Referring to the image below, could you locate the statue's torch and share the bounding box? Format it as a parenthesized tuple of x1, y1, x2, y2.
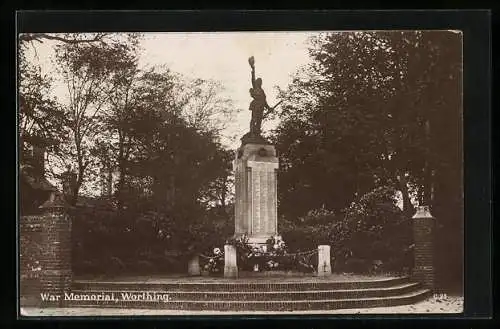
(248, 56, 255, 68)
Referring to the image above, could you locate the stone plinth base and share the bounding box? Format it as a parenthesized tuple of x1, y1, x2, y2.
(247, 235, 271, 245)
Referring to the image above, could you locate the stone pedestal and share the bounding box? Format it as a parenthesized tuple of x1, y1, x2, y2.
(233, 143, 279, 245)
(412, 206, 435, 290)
(317, 245, 332, 276)
(224, 244, 238, 278)
(188, 255, 201, 276)
(39, 192, 72, 307)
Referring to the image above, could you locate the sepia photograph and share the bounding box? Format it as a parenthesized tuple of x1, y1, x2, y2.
(18, 28, 464, 316)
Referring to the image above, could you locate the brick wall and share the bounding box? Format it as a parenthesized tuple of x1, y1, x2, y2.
(20, 215, 43, 302)
(39, 208, 72, 306)
(20, 203, 73, 307)
(412, 216, 435, 290)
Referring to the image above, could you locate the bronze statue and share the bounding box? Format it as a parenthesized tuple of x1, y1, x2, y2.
(247, 56, 282, 136)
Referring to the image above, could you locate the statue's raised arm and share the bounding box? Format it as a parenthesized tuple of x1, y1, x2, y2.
(248, 56, 256, 88)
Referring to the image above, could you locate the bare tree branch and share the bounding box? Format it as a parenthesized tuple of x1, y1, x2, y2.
(19, 33, 107, 44)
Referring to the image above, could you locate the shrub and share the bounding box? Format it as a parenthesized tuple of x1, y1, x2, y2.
(279, 206, 339, 251)
(278, 186, 413, 274)
(72, 200, 234, 276)
(341, 185, 413, 273)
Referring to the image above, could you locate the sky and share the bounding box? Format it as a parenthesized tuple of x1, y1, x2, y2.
(29, 32, 319, 148)
(138, 32, 317, 146)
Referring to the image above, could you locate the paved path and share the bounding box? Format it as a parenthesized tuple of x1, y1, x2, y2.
(20, 296, 463, 316)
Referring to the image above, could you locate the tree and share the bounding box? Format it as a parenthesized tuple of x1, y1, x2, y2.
(273, 31, 461, 219)
(198, 147, 234, 208)
(272, 30, 462, 288)
(18, 52, 66, 173)
(126, 111, 231, 213)
(273, 31, 406, 219)
(18, 34, 64, 170)
(180, 78, 235, 136)
(51, 33, 141, 204)
(97, 53, 142, 206)
(100, 64, 236, 210)
(106, 79, 235, 259)
(18, 33, 126, 180)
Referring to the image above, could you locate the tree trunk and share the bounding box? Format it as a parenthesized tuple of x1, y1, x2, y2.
(115, 133, 126, 211)
(397, 172, 414, 218)
(423, 119, 433, 207)
(73, 163, 85, 206)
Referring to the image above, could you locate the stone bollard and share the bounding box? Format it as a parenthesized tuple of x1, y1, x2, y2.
(412, 205, 435, 290)
(317, 245, 332, 276)
(38, 192, 73, 307)
(188, 255, 201, 276)
(224, 244, 238, 278)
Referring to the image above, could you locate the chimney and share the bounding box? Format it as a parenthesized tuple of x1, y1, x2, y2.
(61, 166, 77, 205)
(32, 145, 46, 178)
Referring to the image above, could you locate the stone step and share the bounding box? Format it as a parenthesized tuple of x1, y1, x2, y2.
(68, 282, 421, 301)
(236, 271, 318, 278)
(72, 276, 410, 292)
(66, 289, 431, 311)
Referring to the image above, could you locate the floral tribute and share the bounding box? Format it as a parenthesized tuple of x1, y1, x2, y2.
(200, 247, 224, 275)
(227, 233, 317, 273)
(200, 234, 317, 275)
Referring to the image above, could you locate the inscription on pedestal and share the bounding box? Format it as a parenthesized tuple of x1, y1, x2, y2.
(248, 161, 278, 239)
(254, 170, 261, 234)
(234, 163, 242, 234)
(234, 143, 279, 244)
(261, 170, 268, 234)
(246, 167, 252, 234)
(275, 169, 278, 233)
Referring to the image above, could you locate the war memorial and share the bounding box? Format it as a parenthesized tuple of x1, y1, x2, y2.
(18, 55, 439, 313)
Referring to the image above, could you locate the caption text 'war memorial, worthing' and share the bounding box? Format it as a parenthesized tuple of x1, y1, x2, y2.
(20, 56, 437, 313)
